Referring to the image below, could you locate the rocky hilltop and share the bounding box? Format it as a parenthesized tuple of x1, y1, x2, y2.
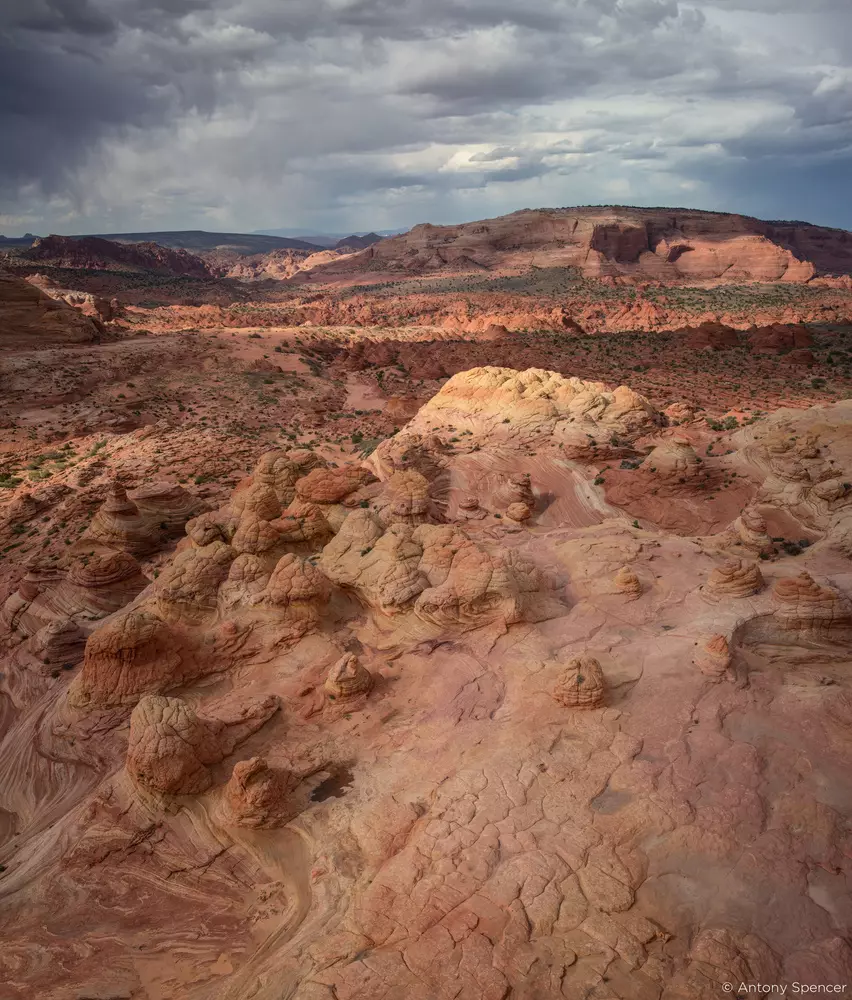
(21, 235, 213, 278)
(0, 268, 104, 344)
(303, 206, 852, 283)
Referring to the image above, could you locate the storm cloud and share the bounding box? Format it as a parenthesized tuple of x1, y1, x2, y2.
(1, 0, 851, 234)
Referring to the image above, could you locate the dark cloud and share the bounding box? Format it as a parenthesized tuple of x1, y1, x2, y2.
(1, 0, 852, 234)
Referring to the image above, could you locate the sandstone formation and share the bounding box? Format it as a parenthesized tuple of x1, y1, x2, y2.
(31, 618, 86, 671)
(748, 323, 814, 353)
(678, 321, 741, 350)
(552, 655, 606, 709)
(69, 609, 183, 708)
(614, 565, 642, 599)
(693, 634, 732, 679)
(222, 757, 295, 828)
(380, 470, 431, 525)
(126, 693, 279, 795)
(372, 367, 661, 471)
(2, 551, 148, 637)
(494, 472, 535, 512)
(324, 653, 374, 700)
(505, 501, 532, 522)
(0, 267, 103, 343)
(773, 572, 852, 639)
(84, 482, 206, 554)
(732, 507, 773, 554)
(5, 299, 852, 1000)
(23, 235, 213, 278)
(704, 558, 765, 601)
(85, 485, 159, 554)
(295, 466, 376, 504)
(301, 206, 851, 282)
(641, 437, 701, 478)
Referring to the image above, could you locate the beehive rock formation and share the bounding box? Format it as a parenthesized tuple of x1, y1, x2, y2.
(640, 437, 701, 478)
(230, 481, 281, 521)
(272, 500, 333, 548)
(553, 655, 606, 709)
(127, 693, 280, 795)
(704, 559, 765, 602)
(457, 494, 486, 520)
(150, 541, 235, 624)
(614, 565, 642, 599)
(494, 472, 535, 512)
(381, 470, 431, 525)
(773, 572, 852, 639)
(130, 482, 208, 536)
(505, 501, 532, 522)
(295, 466, 376, 504)
(694, 634, 732, 679)
(85, 485, 159, 554)
(733, 507, 773, 554)
(31, 618, 86, 671)
(2, 552, 148, 637)
(252, 449, 326, 506)
(222, 757, 295, 828)
(68, 609, 184, 708)
(325, 653, 374, 700)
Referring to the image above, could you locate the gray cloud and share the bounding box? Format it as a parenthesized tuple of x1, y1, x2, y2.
(1, 0, 852, 235)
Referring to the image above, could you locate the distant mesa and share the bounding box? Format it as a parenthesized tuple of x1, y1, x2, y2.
(295, 205, 852, 283)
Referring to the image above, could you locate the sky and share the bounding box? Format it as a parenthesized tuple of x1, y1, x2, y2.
(2, 0, 852, 236)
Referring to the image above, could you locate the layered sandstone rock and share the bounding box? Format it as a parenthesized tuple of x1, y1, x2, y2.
(68, 609, 183, 708)
(371, 367, 661, 469)
(295, 466, 376, 504)
(553, 655, 606, 709)
(325, 653, 374, 700)
(2, 552, 148, 636)
(319, 512, 545, 633)
(302, 206, 850, 281)
(272, 500, 334, 548)
(614, 565, 642, 600)
(126, 693, 278, 795)
(85, 485, 158, 554)
(185, 510, 232, 547)
(413, 535, 540, 634)
(732, 507, 773, 554)
(232, 513, 282, 555)
(694, 634, 732, 679)
(677, 321, 741, 351)
(494, 472, 535, 512)
(0, 268, 103, 344)
(704, 559, 765, 602)
(457, 494, 486, 520)
(31, 618, 86, 671)
(149, 541, 235, 623)
(640, 437, 701, 478)
(222, 757, 295, 828)
(264, 553, 330, 626)
(130, 482, 208, 536)
(773, 572, 852, 639)
(252, 449, 327, 506)
(381, 470, 431, 525)
(230, 481, 281, 521)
